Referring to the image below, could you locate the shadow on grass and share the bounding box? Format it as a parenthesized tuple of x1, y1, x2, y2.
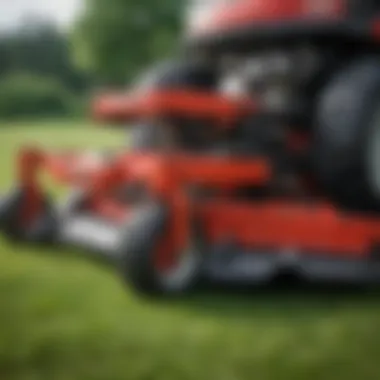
(157, 280, 380, 322)
(12, 243, 380, 322)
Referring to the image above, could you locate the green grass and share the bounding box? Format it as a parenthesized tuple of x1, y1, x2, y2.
(1, 120, 380, 380)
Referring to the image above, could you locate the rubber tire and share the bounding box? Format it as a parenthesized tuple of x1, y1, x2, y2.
(0, 188, 56, 243)
(0, 188, 24, 229)
(118, 203, 205, 297)
(314, 58, 380, 210)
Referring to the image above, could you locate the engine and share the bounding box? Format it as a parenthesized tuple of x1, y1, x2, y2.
(218, 46, 323, 117)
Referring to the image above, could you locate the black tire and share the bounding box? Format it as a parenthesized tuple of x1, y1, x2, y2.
(118, 203, 205, 297)
(0, 188, 56, 243)
(314, 58, 380, 210)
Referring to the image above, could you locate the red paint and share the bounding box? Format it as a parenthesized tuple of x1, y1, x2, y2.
(372, 18, 380, 41)
(189, 0, 345, 36)
(201, 200, 380, 256)
(93, 89, 258, 126)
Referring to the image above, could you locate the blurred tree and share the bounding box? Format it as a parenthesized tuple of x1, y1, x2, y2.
(73, 0, 183, 85)
(0, 73, 75, 120)
(0, 19, 90, 93)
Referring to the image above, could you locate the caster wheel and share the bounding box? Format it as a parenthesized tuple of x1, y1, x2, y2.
(118, 203, 205, 297)
(0, 187, 57, 243)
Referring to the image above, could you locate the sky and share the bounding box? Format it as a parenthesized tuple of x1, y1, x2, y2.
(0, 0, 84, 31)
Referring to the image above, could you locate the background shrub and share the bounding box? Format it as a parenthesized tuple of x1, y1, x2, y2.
(0, 73, 75, 120)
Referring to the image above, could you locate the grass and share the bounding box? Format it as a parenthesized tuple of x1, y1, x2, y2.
(1, 120, 380, 380)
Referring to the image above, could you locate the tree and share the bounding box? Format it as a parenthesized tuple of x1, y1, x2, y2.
(73, 0, 183, 86)
(0, 73, 74, 120)
(0, 19, 90, 93)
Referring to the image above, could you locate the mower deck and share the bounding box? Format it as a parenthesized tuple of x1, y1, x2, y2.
(2, 147, 380, 291)
(3, 191, 380, 287)
(54, 209, 380, 286)
(37, 204, 380, 286)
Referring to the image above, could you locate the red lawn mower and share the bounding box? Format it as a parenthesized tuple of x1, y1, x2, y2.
(3, 0, 380, 296)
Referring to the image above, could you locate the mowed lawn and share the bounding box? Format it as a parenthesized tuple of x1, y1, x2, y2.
(1, 120, 380, 380)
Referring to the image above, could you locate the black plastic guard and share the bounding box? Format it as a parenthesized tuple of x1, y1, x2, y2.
(205, 244, 380, 285)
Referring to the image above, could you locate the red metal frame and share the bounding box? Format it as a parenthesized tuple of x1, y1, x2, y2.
(17, 149, 269, 191)
(200, 201, 380, 257)
(92, 89, 258, 126)
(187, 0, 345, 37)
(16, 146, 380, 265)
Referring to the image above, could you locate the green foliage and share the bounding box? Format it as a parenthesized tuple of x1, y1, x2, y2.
(0, 20, 91, 93)
(0, 73, 75, 120)
(73, 0, 183, 85)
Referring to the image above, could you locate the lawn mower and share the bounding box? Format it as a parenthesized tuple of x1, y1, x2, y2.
(4, 0, 380, 296)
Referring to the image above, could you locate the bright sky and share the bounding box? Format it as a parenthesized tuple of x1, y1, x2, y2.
(0, 0, 84, 31)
